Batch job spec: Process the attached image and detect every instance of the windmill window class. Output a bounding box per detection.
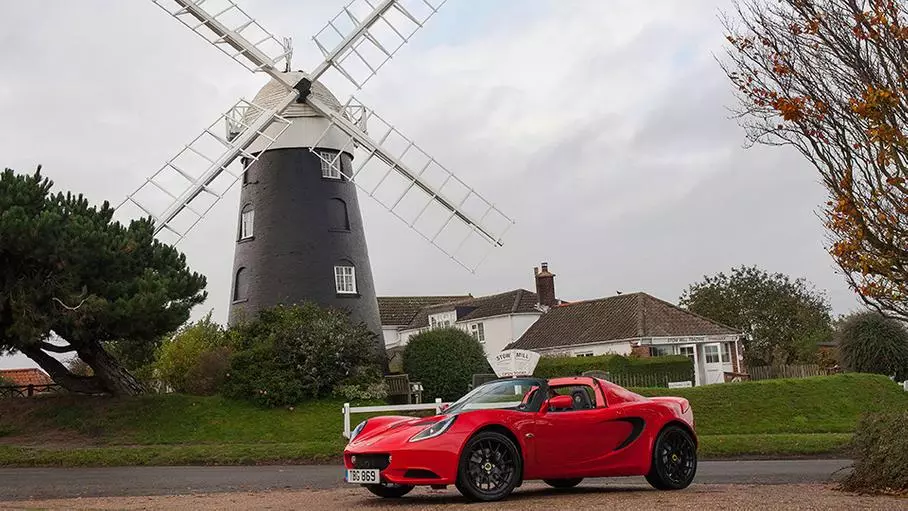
[319,151,342,179]
[239,204,254,240]
[334,265,356,294]
[233,267,249,302]
[328,198,350,231]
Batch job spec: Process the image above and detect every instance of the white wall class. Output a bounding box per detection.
[382,326,401,348]
[393,312,543,357]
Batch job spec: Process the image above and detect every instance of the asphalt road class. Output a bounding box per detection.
[0,459,853,501]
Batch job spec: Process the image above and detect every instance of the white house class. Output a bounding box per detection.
[505,292,745,386]
[378,263,563,370]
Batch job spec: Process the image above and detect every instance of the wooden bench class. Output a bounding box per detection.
[384,374,422,404]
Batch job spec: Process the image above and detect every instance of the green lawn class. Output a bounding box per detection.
[0,373,902,467]
[633,373,908,435]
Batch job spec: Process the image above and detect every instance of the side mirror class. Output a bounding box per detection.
[545,394,573,412]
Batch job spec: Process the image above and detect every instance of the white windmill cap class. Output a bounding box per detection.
[246,71,343,120]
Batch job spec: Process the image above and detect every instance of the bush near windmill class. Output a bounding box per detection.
[221,303,384,408]
[154,312,232,396]
[402,327,490,402]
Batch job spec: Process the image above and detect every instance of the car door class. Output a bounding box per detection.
[531,384,635,477]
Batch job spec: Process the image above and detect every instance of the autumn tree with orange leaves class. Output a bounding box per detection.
[721,0,908,321]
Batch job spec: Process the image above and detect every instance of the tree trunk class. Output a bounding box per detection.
[19,344,107,394]
[77,341,147,396]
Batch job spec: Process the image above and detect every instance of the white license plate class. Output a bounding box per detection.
[346,468,380,484]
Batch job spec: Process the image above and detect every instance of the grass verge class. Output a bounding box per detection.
[0,373,900,467]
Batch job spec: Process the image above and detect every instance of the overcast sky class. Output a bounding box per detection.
[1,0,864,369]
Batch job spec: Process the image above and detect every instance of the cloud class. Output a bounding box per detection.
[0,0,861,369]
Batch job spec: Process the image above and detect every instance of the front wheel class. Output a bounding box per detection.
[455,430,522,502]
[364,482,414,498]
[645,424,697,490]
[543,478,583,489]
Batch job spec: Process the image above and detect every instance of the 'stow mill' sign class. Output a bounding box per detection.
[488,349,541,378]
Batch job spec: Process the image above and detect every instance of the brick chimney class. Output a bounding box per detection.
[534,262,557,308]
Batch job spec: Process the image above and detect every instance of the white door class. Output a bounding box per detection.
[702,343,724,385]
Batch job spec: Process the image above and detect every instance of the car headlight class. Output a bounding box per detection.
[349,420,367,442]
[409,415,457,443]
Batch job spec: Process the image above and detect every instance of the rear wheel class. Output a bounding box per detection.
[455,430,522,502]
[364,482,414,498]
[543,478,583,489]
[645,425,697,490]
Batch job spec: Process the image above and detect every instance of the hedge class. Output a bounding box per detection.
[533,354,695,388]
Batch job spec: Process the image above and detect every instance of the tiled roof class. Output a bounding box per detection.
[377,295,472,326]
[0,368,53,386]
[507,292,740,351]
[405,289,541,329]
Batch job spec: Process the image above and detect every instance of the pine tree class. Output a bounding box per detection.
[0,166,206,395]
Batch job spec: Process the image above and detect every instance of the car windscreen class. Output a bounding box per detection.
[443,378,542,414]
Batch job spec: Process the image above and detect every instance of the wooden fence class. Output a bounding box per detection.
[0,384,65,399]
[747,364,835,381]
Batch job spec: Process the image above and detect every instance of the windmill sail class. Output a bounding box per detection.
[310,0,447,90]
[307,94,515,272]
[115,97,294,243]
[151,0,291,78]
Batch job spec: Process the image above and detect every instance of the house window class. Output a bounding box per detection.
[574,351,594,357]
[704,344,721,364]
[239,204,254,239]
[650,345,673,357]
[722,342,733,363]
[233,267,248,302]
[679,345,695,361]
[334,265,356,294]
[320,151,342,179]
[470,323,485,343]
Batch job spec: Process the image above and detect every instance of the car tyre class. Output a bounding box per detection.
[455,430,522,502]
[364,482,414,498]
[543,478,583,489]
[645,424,697,490]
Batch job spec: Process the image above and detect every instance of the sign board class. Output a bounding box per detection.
[668,381,693,389]
[488,349,540,378]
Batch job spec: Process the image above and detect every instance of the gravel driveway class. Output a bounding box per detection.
[2,483,905,510]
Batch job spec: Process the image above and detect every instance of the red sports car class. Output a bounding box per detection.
[343,375,697,502]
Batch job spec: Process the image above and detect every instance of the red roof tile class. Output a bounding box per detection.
[0,368,53,386]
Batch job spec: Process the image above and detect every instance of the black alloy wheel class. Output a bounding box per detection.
[645,424,697,490]
[365,481,414,498]
[543,478,583,489]
[455,431,522,502]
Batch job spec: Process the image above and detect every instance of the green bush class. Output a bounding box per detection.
[222,302,379,407]
[403,327,490,401]
[533,354,694,385]
[835,310,908,381]
[154,311,230,395]
[840,409,908,494]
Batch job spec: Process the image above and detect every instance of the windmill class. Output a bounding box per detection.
[115,0,515,364]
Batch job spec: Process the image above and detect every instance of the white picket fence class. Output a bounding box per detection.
[342,398,449,438]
